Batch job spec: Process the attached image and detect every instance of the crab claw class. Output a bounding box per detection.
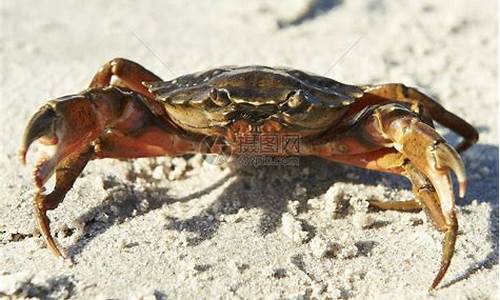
[21,93,105,257]
[432,141,467,198]
[20,102,62,189]
[20,103,58,165]
[376,104,468,208]
[372,103,468,288]
[393,119,467,222]
[20,94,104,190]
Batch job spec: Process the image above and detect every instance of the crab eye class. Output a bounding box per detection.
[286,89,306,108]
[209,88,231,106]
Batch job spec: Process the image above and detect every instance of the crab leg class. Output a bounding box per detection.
[402,162,458,290]
[372,104,467,200]
[89,57,162,95]
[34,146,94,257]
[362,83,478,152]
[368,198,422,212]
[88,57,173,125]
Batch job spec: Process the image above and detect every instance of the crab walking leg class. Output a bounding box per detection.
[362,83,478,152]
[368,199,422,212]
[89,57,162,97]
[88,58,173,124]
[34,146,94,257]
[402,162,458,290]
[310,146,422,212]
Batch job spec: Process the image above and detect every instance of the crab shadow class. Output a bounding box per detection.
[66,170,234,257]
[67,155,403,257]
[1,275,76,300]
[68,143,498,289]
[162,156,405,246]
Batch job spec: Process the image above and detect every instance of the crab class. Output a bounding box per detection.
[20,58,478,290]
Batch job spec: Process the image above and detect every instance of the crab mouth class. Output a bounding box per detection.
[19,103,61,190]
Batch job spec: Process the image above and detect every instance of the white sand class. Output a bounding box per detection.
[0,1,498,299]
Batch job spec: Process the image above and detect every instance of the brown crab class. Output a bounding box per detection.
[20,58,478,289]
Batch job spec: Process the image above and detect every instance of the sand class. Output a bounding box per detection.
[0,0,498,299]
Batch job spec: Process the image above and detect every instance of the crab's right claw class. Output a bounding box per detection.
[383,113,467,220]
[432,140,467,198]
[375,104,467,213]
[399,124,464,291]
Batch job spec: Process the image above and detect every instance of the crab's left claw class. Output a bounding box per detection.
[372,104,471,289]
[20,104,58,165]
[21,87,194,257]
[20,94,104,257]
[20,95,102,190]
[20,102,61,189]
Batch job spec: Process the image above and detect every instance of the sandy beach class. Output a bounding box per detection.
[0,1,498,299]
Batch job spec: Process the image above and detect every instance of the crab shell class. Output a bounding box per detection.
[144,66,364,136]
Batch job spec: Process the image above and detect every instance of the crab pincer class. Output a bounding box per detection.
[20,86,193,257]
[20,96,100,257]
[370,104,466,289]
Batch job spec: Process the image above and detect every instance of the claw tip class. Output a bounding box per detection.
[19,149,27,165]
[459,180,467,198]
